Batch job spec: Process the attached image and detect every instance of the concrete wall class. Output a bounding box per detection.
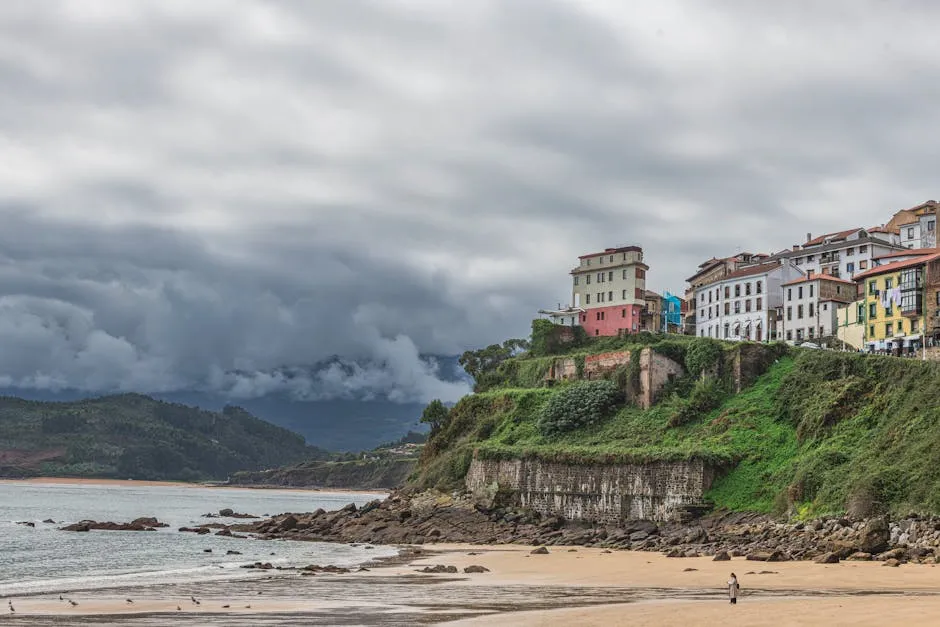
[638,348,684,408]
[466,457,716,523]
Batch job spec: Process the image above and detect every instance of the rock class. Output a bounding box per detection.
[746,551,784,562]
[226,550,242,555]
[302,565,351,574]
[16,521,35,527]
[42,519,56,524]
[879,548,907,561]
[859,517,890,554]
[219,509,234,517]
[629,530,649,542]
[883,559,901,567]
[203,548,212,553]
[216,529,232,537]
[683,567,698,572]
[131,517,168,528]
[713,551,731,561]
[847,552,872,561]
[417,565,458,574]
[813,552,840,564]
[530,546,549,555]
[61,519,165,532]
[463,565,490,573]
[279,515,298,531]
[340,503,357,513]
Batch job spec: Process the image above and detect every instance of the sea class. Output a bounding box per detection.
[0,480,393,597]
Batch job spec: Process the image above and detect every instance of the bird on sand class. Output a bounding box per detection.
[244,604,251,609]
[59,595,63,601]
[176,605,181,611]
[68,599,79,607]
[222,604,230,608]
[9,603,14,614]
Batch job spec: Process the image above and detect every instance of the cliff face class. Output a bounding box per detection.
[466,457,715,523]
[229,458,415,490]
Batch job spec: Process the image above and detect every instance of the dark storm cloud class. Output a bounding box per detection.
[1,0,939,399]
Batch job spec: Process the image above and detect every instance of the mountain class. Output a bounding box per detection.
[0,355,464,451]
[0,393,328,482]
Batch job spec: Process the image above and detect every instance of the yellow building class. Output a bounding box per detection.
[853,252,940,354]
[836,299,865,350]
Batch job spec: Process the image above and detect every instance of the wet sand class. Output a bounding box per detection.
[6,545,940,625]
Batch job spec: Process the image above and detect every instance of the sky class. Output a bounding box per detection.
[1,0,939,404]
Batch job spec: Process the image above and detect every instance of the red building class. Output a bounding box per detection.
[570,246,649,337]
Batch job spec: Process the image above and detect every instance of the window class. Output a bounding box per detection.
[735,284,741,297]
[788,288,792,301]
[708,291,713,303]
[808,303,814,317]
[913,319,920,333]
[868,280,877,295]
[797,305,804,319]
[598,292,604,303]
[908,227,915,238]
[597,272,604,283]
[885,277,893,289]
[822,303,828,311]
[787,306,792,321]
[859,245,868,253]
[860,260,868,270]
[756,297,762,310]
[586,294,591,304]
[608,291,613,302]
[869,325,875,337]
[635,287,644,299]
[635,268,646,279]
[857,303,865,319]
[798,286,804,299]
[745,282,752,296]
[795,257,803,265]
[609,255,614,262]
[723,324,729,338]
[724,303,730,315]
[586,275,591,285]
[786,330,793,341]
[808,327,815,339]
[929,221,936,232]
[595,329,599,336]
[806,255,815,262]
[756,281,762,294]
[936,291,940,306]
[884,302,892,316]
[574,276,579,286]
[734,301,741,313]
[846,247,854,256]
[623,269,628,279]
[608,271,613,281]
[724,286,730,298]
[621,309,626,318]
[811,284,816,297]
[869,303,877,318]
[622,289,627,299]
[745,300,752,313]
[847,262,855,273]
[886,322,894,336]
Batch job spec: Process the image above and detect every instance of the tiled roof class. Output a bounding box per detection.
[852,252,940,281]
[578,246,642,259]
[722,262,786,281]
[804,228,860,247]
[873,248,939,261]
[782,275,855,287]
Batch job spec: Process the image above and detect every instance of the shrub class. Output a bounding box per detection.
[668,379,726,428]
[538,380,621,436]
[685,338,723,377]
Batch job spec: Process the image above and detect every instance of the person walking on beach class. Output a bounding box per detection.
[728,573,740,604]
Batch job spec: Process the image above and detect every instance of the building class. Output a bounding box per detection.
[771,228,906,280]
[537,306,585,327]
[640,291,662,333]
[853,252,940,354]
[683,253,766,335]
[570,246,648,336]
[662,292,684,334]
[886,200,938,249]
[694,260,804,341]
[780,275,855,343]
[836,300,866,350]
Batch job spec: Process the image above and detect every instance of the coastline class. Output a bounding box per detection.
[7,544,940,624]
[0,476,389,494]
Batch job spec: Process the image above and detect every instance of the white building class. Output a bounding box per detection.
[537,306,584,327]
[773,228,906,280]
[780,275,855,343]
[694,260,804,341]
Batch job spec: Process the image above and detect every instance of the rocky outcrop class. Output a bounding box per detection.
[466,457,715,523]
[60,517,168,532]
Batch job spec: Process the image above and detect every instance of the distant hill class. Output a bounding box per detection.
[0,394,329,482]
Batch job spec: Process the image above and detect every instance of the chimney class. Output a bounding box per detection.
[792,245,799,251]
[806,232,812,242]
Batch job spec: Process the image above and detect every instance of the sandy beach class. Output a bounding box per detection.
[7,544,940,625]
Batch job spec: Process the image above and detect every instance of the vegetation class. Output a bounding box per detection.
[422,325,940,518]
[0,394,325,482]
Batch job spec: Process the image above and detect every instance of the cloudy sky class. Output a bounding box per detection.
[1,0,938,403]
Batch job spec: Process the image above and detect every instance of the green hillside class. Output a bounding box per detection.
[413,328,940,518]
[0,394,327,482]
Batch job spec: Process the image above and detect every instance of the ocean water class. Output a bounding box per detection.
[0,481,393,596]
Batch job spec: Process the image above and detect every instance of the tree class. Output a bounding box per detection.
[420,399,450,434]
[458,338,529,381]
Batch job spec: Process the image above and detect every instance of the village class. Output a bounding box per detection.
[540,199,940,358]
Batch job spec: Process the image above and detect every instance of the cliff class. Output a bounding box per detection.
[410,331,940,521]
[229,458,415,490]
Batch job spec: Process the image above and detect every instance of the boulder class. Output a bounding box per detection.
[879,548,907,561]
[530,546,549,555]
[417,565,458,574]
[859,517,889,554]
[746,551,784,562]
[219,509,234,517]
[42,519,56,524]
[847,552,872,561]
[813,552,840,564]
[463,565,490,573]
[712,551,731,561]
[279,515,298,531]
[226,550,242,555]
[882,559,901,567]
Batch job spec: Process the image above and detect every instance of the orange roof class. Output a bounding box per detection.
[782,275,855,287]
[852,252,940,281]
[804,228,860,247]
[578,246,642,259]
[868,225,898,234]
[895,217,920,227]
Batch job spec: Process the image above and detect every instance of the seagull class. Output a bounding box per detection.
[68,600,78,607]
[59,595,64,601]
[9,604,14,614]
[176,605,181,611]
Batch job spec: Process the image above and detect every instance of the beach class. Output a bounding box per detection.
[7,544,940,625]
[0,477,389,494]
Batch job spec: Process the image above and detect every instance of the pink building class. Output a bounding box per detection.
[570,246,648,337]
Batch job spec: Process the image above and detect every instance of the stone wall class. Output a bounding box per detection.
[637,349,685,409]
[545,349,632,382]
[466,457,715,523]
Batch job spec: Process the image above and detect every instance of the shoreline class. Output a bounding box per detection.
[8,544,940,624]
[0,476,389,494]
